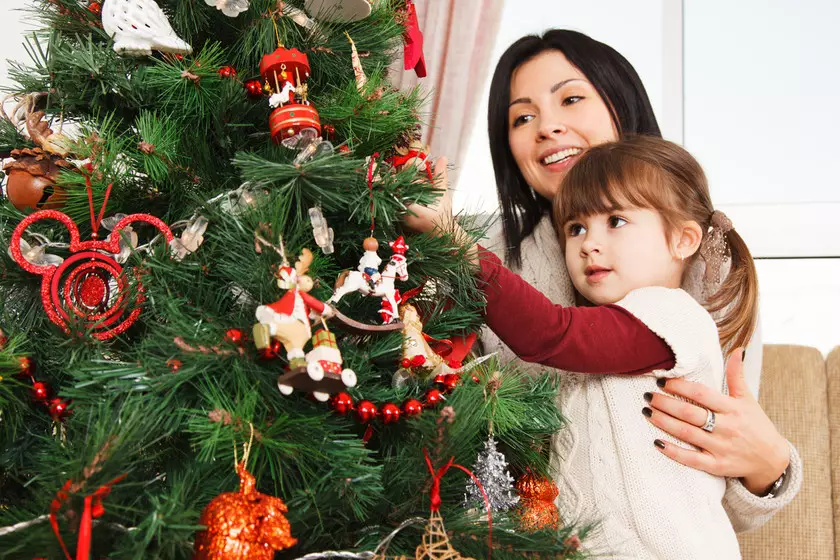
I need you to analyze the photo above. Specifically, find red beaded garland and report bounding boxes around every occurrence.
[424,388,443,406]
[17,356,33,378]
[48,398,70,421]
[331,392,354,415]
[31,381,51,402]
[356,400,377,423]
[400,358,411,369]
[402,398,423,417]
[88,2,102,15]
[167,358,182,373]
[380,403,401,424]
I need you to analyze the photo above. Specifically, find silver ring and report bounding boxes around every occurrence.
[701,409,716,433]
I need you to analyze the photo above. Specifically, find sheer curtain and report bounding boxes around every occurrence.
[390,0,503,183]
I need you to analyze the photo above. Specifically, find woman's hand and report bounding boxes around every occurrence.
[644,350,790,495]
[404,156,478,262]
[403,156,455,233]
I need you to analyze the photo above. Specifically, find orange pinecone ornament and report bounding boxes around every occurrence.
[193,462,297,559]
[515,472,560,532]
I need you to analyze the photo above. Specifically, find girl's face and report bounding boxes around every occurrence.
[562,207,684,305]
[508,50,618,200]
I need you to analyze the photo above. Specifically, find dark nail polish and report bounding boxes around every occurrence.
[742,349,746,361]
[644,392,653,403]
[656,378,667,388]
[654,439,666,449]
[642,407,652,418]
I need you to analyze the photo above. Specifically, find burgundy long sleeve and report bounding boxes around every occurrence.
[478,247,675,374]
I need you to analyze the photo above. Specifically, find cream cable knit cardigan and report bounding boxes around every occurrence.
[481,215,802,543]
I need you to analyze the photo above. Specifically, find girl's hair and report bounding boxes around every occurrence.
[553,136,758,353]
[488,29,661,269]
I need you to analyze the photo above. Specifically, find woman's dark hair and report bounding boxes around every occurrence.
[488,29,662,268]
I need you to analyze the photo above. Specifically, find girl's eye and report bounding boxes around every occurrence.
[562,95,584,106]
[512,114,534,127]
[609,216,628,228]
[566,223,586,237]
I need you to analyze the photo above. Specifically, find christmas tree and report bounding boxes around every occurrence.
[0,1,587,557]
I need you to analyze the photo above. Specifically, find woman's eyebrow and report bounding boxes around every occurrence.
[510,78,587,106]
[550,78,585,93]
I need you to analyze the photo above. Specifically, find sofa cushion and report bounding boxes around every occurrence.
[827,346,840,559]
[738,345,835,559]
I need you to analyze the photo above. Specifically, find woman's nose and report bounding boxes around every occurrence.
[537,119,568,141]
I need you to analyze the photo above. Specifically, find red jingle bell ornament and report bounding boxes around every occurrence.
[218,66,237,79]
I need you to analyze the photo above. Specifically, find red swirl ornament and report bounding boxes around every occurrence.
[10,210,174,340]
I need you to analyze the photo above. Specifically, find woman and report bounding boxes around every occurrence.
[408,29,800,547]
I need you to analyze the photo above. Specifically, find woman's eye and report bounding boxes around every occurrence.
[567,223,586,236]
[512,114,534,127]
[562,95,584,106]
[609,216,628,228]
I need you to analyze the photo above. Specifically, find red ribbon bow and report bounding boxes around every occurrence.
[49,474,126,560]
[423,448,492,558]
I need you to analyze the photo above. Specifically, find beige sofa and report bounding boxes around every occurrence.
[738,345,840,559]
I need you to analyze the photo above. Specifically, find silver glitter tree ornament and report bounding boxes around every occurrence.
[464,436,519,512]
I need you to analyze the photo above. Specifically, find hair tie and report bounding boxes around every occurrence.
[699,210,733,290]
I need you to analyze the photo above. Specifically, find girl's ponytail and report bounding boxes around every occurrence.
[705,226,759,355]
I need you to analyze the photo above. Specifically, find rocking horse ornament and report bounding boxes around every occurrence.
[328,236,409,323]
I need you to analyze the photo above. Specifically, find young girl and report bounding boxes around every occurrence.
[407,136,758,559]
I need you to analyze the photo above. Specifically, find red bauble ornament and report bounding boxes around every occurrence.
[244,79,263,98]
[338,145,351,154]
[356,400,377,423]
[410,354,426,368]
[401,358,411,369]
[471,374,480,383]
[380,403,401,425]
[424,388,443,406]
[442,373,460,392]
[88,2,102,15]
[402,398,423,417]
[244,79,263,99]
[193,462,297,559]
[167,358,183,373]
[433,373,446,385]
[218,66,237,79]
[225,328,245,346]
[48,398,70,421]
[31,381,51,403]
[331,392,354,415]
[10,211,174,340]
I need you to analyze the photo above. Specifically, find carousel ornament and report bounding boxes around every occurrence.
[259,44,321,147]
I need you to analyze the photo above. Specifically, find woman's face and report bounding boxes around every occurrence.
[508,50,618,200]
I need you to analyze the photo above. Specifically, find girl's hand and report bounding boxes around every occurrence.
[644,349,790,495]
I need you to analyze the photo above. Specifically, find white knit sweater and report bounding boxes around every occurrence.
[481,215,802,549]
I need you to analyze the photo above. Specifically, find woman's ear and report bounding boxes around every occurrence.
[673,220,703,260]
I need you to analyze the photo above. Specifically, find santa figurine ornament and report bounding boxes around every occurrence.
[253,247,353,397]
